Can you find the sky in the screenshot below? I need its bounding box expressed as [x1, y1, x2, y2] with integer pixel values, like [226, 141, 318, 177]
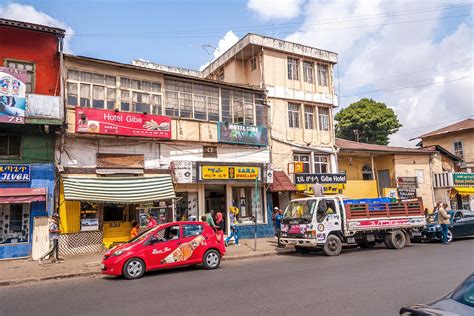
[1, 0, 473, 147]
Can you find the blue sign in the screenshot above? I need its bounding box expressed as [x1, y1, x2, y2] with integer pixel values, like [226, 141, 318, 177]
[218, 122, 268, 146]
[0, 164, 30, 182]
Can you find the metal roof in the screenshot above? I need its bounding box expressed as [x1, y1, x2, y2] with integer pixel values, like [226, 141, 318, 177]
[0, 17, 65, 36]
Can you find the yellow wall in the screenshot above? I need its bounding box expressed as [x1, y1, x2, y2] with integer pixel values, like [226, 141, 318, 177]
[343, 180, 378, 198]
[59, 184, 81, 233]
[338, 155, 372, 180]
[422, 130, 474, 166]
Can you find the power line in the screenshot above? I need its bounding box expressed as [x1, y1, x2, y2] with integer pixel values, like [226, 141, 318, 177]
[340, 75, 474, 98]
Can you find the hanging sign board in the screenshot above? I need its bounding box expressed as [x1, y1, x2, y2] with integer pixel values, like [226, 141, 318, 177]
[0, 67, 27, 124]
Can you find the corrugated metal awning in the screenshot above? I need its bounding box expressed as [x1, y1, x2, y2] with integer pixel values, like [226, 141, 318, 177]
[0, 188, 47, 203]
[63, 176, 175, 202]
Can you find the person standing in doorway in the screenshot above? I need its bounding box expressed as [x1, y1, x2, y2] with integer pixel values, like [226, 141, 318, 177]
[225, 207, 240, 246]
[438, 202, 451, 244]
[313, 180, 324, 197]
[39, 213, 61, 264]
[272, 207, 284, 247]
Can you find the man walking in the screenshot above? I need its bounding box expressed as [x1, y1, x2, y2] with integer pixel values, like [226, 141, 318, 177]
[272, 207, 284, 248]
[438, 202, 451, 244]
[313, 180, 324, 197]
[39, 213, 61, 264]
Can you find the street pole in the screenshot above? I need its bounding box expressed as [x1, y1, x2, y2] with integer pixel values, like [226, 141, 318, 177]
[254, 175, 258, 251]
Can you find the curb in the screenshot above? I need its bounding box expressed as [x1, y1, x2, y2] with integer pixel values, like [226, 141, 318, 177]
[0, 249, 295, 287]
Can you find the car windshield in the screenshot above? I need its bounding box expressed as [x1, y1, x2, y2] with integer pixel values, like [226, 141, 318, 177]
[128, 225, 162, 243]
[451, 275, 474, 308]
[284, 200, 316, 220]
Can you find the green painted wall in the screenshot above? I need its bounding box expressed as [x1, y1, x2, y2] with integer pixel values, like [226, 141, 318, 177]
[0, 133, 55, 164]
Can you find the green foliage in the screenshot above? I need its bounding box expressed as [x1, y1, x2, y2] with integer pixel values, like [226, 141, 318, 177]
[335, 98, 402, 145]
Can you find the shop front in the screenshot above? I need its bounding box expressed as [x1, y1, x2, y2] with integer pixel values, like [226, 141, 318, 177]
[0, 163, 54, 259]
[450, 173, 474, 211]
[197, 163, 274, 238]
[59, 175, 175, 253]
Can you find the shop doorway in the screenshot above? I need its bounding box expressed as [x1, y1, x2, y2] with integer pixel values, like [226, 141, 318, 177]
[377, 170, 391, 195]
[205, 186, 226, 213]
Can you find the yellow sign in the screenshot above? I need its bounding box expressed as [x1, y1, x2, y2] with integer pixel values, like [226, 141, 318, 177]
[296, 183, 345, 195]
[201, 166, 259, 180]
[294, 162, 304, 174]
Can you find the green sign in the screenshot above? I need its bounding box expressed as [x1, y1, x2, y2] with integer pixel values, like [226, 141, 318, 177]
[453, 173, 474, 186]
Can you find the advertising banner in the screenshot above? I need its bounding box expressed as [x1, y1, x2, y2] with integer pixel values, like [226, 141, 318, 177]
[397, 188, 417, 200]
[75, 107, 171, 139]
[397, 177, 418, 189]
[0, 164, 30, 182]
[201, 165, 259, 180]
[294, 173, 347, 185]
[453, 173, 474, 186]
[0, 67, 27, 124]
[218, 122, 268, 146]
[172, 161, 193, 183]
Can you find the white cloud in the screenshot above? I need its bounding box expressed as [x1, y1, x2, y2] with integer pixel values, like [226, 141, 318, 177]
[282, 0, 474, 146]
[199, 31, 239, 71]
[248, 0, 305, 20]
[0, 3, 74, 53]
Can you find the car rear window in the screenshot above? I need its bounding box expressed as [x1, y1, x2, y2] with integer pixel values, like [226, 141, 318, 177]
[183, 224, 204, 238]
[451, 275, 474, 308]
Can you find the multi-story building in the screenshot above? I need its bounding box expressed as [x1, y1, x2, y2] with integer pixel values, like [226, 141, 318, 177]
[59, 54, 272, 253]
[192, 33, 339, 208]
[0, 18, 65, 259]
[414, 118, 474, 211]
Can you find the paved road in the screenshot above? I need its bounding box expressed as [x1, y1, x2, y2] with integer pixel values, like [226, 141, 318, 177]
[1, 239, 473, 316]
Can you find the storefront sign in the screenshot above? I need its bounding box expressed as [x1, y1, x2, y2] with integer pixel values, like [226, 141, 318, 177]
[453, 173, 474, 186]
[218, 122, 268, 146]
[398, 188, 417, 200]
[296, 183, 345, 195]
[0, 164, 30, 182]
[201, 165, 259, 180]
[294, 173, 346, 185]
[172, 161, 193, 183]
[397, 177, 418, 189]
[0, 67, 27, 124]
[75, 107, 171, 138]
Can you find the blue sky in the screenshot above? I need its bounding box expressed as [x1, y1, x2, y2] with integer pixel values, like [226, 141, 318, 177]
[1, 0, 473, 146]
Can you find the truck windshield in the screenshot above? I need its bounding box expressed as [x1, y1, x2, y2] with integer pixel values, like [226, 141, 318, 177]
[284, 200, 316, 221]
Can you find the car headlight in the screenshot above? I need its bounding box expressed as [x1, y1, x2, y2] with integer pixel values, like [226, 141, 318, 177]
[112, 250, 126, 257]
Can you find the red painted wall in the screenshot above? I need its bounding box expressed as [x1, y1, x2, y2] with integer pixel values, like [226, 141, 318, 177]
[0, 26, 61, 96]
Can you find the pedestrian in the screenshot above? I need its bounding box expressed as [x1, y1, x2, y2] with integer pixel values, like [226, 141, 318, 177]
[215, 211, 225, 242]
[146, 213, 157, 229]
[204, 210, 217, 230]
[225, 207, 240, 246]
[313, 180, 324, 197]
[39, 213, 61, 264]
[130, 221, 139, 239]
[438, 202, 451, 244]
[272, 207, 284, 247]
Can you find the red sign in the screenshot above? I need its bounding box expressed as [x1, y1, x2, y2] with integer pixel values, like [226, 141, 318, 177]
[75, 107, 171, 139]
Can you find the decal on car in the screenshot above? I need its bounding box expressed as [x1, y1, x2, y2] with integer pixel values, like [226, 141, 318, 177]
[160, 235, 205, 264]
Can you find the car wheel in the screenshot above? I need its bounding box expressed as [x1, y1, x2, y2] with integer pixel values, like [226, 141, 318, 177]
[123, 258, 145, 280]
[447, 229, 453, 243]
[294, 246, 311, 254]
[322, 235, 342, 256]
[203, 249, 221, 270]
[389, 230, 406, 249]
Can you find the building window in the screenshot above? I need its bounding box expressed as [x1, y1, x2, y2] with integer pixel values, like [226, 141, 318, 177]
[0, 135, 21, 157]
[303, 61, 314, 83]
[415, 169, 424, 184]
[317, 63, 328, 86]
[453, 141, 464, 159]
[66, 69, 162, 114]
[0, 204, 30, 244]
[233, 91, 244, 124]
[293, 153, 310, 173]
[318, 107, 330, 131]
[288, 103, 300, 128]
[6, 60, 34, 93]
[304, 105, 315, 129]
[250, 56, 257, 71]
[314, 155, 329, 173]
[232, 187, 264, 223]
[362, 164, 373, 180]
[287, 57, 299, 80]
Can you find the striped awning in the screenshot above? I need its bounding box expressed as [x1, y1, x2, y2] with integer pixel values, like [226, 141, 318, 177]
[63, 176, 175, 202]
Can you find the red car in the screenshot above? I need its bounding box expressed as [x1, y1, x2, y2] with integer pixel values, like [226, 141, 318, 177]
[101, 221, 226, 279]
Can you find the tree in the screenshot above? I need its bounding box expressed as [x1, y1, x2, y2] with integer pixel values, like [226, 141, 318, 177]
[335, 98, 402, 145]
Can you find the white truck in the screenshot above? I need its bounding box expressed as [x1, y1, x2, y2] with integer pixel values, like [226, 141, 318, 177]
[280, 196, 426, 256]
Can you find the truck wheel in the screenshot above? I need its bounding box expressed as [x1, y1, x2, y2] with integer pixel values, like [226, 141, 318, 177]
[388, 230, 406, 249]
[294, 246, 311, 254]
[202, 249, 221, 270]
[322, 235, 342, 256]
[123, 258, 146, 280]
[358, 241, 376, 248]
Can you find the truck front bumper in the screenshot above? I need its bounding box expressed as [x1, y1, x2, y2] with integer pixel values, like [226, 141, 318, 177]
[280, 237, 318, 247]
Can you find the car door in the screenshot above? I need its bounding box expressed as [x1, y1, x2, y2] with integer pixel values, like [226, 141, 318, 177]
[316, 198, 342, 244]
[146, 224, 182, 270]
[180, 223, 207, 264]
[453, 212, 474, 237]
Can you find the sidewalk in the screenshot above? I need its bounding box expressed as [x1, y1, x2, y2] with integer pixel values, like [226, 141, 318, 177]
[0, 238, 293, 286]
